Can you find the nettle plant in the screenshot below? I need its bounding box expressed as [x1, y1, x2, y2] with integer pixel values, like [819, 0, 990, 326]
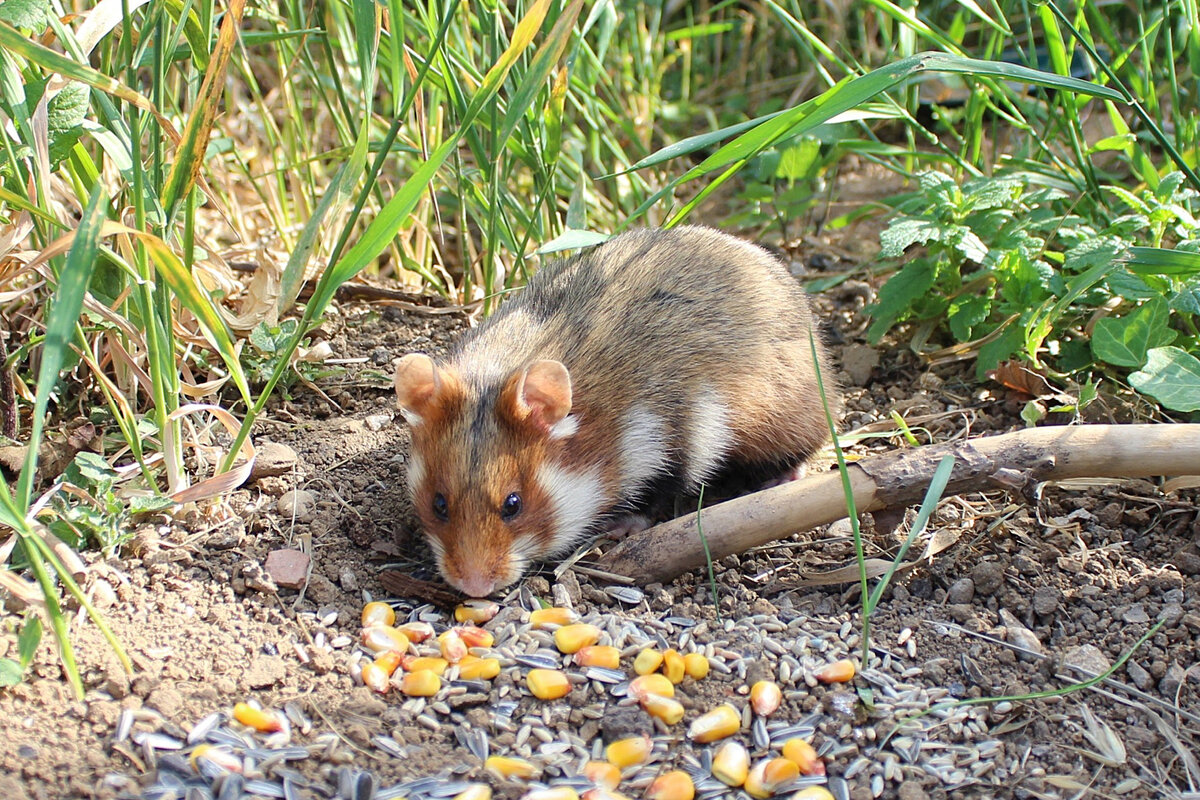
[869, 170, 1200, 413]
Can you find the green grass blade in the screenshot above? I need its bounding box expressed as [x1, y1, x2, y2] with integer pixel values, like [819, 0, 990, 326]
[1124, 246, 1200, 277]
[497, 0, 584, 151]
[16, 184, 107, 510]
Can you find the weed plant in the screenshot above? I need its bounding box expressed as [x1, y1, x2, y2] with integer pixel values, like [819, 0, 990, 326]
[0, 0, 1197, 689]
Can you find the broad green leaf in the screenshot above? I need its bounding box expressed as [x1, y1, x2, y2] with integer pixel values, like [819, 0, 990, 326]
[17, 614, 41, 668]
[17, 183, 107, 509]
[1107, 269, 1158, 301]
[879, 218, 946, 258]
[1170, 278, 1200, 315]
[775, 138, 822, 181]
[0, 0, 49, 31]
[160, 0, 245, 219]
[948, 293, 991, 341]
[867, 261, 936, 342]
[0, 659, 21, 686]
[70, 451, 118, 485]
[1129, 347, 1200, 411]
[1125, 246, 1200, 278]
[1091, 298, 1176, 368]
[45, 82, 88, 168]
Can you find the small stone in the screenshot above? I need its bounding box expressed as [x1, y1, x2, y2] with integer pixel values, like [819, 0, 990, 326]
[92, 580, 118, 610]
[1062, 644, 1111, 676]
[277, 489, 316, 522]
[265, 549, 310, 590]
[1125, 660, 1153, 692]
[146, 686, 184, 719]
[841, 344, 879, 387]
[1159, 662, 1186, 696]
[1031, 586, 1061, 616]
[946, 578, 975, 604]
[897, 781, 929, 800]
[241, 560, 277, 594]
[252, 442, 299, 479]
[1172, 546, 1200, 575]
[364, 413, 393, 432]
[339, 568, 359, 593]
[971, 562, 1005, 596]
[244, 656, 287, 689]
[1158, 603, 1184, 626]
[1121, 604, 1150, 624]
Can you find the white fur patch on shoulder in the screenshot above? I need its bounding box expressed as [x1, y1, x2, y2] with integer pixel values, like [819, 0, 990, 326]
[685, 388, 734, 488]
[549, 414, 579, 440]
[535, 462, 606, 554]
[619, 405, 670, 492]
[407, 453, 426, 494]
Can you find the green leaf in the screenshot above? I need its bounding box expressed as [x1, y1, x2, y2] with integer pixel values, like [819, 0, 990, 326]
[775, 138, 822, 181]
[0, 658, 22, 686]
[1129, 347, 1200, 411]
[127, 495, 175, 514]
[948, 293, 991, 341]
[0, 0, 50, 31]
[879, 218, 946, 258]
[1170, 278, 1200, 315]
[45, 82, 88, 168]
[69, 451, 118, 485]
[17, 183, 108, 510]
[1125, 246, 1200, 278]
[866, 261, 936, 341]
[1091, 298, 1176, 368]
[1107, 269, 1159, 301]
[17, 614, 41, 668]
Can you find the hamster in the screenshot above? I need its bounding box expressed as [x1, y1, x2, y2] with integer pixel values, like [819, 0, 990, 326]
[394, 226, 835, 597]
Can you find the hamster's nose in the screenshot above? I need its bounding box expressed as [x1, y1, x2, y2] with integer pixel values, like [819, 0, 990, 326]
[456, 574, 499, 598]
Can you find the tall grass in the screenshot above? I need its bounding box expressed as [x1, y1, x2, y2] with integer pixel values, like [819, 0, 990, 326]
[1, 0, 1196, 690]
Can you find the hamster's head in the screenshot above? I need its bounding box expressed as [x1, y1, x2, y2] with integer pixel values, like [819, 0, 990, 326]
[394, 353, 575, 597]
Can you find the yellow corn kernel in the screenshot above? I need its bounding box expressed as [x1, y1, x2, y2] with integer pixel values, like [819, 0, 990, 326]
[401, 669, 441, 697]
[682, 653, 710, 680]
[484, 755, 539, 780]
[749, 680, 782, 716]
[458, 656, 501, 681]
[662, 649, 685, 684]
[687, 703, 740, 743]
[453, 784, 492, 800]
[439, 629, 468, 662]
[813, 659, 856, 684]
[529, 606, 579, 629]
[232, 702, 284, 733]
[640, 692, 684, 725]
[457, 625, 495, 648]
[605, 735, 652, 769]
[361, 601, 395, 627]
[645, 770, 695, 800]
[373, 650, 403, 677]
[189, 744, 242, 773]
[527, 668, 571, 700]
[744, 758, 799, 799]
[362, 662, 390, 693]
[455, 599, 500, 624]
[711, 741, 749, 787]
[554, 623, 602, 654]
[629, 673, 675, 701]
[788, 789, 835, 800]
[402, 655, 449, 675]
[633, 648, 664, 675]
[575, 644, 621, 669]
[582, 760, 622, 790]
[522, 789, 580, 800]
[362, 626, 411, 655]
[780, 738, 823, 776]
[395, 621, 435, 642]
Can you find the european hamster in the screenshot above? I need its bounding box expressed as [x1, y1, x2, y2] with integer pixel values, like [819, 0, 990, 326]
[395, 226, 834, 597]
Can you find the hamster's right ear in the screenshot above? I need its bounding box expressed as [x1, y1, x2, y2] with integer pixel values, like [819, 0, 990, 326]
[395, 354, 460, 426]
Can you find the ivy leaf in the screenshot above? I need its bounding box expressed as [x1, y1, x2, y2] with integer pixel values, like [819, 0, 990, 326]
[1091, 297, 1175, 368]
[68, 451, 118, 486]
[1129, 346, 1200, 411]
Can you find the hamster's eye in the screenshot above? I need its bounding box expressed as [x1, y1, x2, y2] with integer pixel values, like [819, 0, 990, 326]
[432, 493, 449, 521]
[500, 492, 522, 522]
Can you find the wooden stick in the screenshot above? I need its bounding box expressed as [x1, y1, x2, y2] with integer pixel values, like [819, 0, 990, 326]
[596, 424, 1200, 585]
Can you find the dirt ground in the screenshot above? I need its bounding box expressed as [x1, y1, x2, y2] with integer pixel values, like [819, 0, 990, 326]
[1, 190, 1198, 799]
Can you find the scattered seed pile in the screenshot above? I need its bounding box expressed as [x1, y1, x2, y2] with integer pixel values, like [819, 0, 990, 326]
[118, 583, 1031, 800]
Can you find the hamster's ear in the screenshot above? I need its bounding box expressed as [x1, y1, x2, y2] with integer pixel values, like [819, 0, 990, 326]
[395, 354, 460, 426]
[501, 360, 573, 436]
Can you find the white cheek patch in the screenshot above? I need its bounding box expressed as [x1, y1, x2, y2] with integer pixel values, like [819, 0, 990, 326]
[535, 462, 606, 554]
[548, 414, 579, 440]
[685, 388, 735, 488]
[406, 453, 426, 495]
[619, 405, 670, 492]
